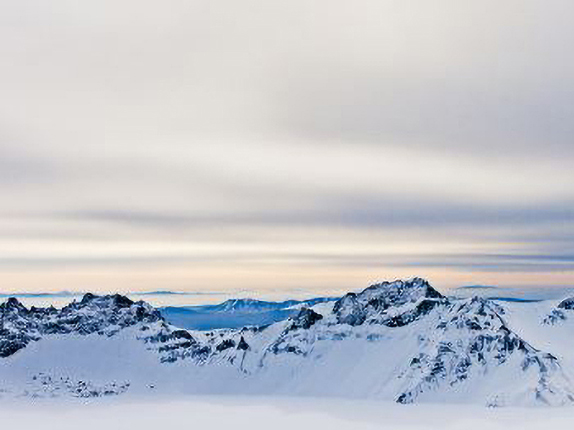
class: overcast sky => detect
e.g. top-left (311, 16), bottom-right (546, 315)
top-left (1, 1), bottom-right (573, 294)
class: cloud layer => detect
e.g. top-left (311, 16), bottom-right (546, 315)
top-left (1, 1), bottom-right (573, 293)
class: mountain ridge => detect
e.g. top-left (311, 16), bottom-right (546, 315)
top-left (1, 278), bottom-right (573, 407)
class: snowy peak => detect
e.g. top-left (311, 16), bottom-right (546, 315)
top-left (0, 293), bottom-right (163, 357)
top-left (160, 296), bottom-right (338, 330)
top-left (195, 297), bottom-right (336, 313)
top-left (333, 277), bottom-right (446, 326)
top-left (358, 277), bottom-right (443, 304)
top-left (58, 293), bottom-right (163, 333)
top-left (2, 297), bottom-right (28, 312)
top-left (397, 297), bottom-right (573, 406)
top-left (213, 298), bottom-right (279, 312)
top-left (543, 296), bottom-right (574, 325)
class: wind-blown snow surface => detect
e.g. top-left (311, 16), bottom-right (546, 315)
top-left (0, 396), bottom-right (573, 430)
top-left (1, 278), bottom-right (574, 409)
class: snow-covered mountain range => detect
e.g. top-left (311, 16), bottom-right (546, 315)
top-left (160, 297), bottom-right (337, 330)
top-left (1, 278), bottom-right (573, 407)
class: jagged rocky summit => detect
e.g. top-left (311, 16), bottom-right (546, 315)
top-left (0, 294), bottom-right (162, 358)
top-left (1, 278), bottom-right (573, 406)
top-left (543, 297), bottom-right (574, 325)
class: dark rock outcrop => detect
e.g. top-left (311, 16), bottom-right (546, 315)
top-left (557, 298), bottom-right (574, 310)
top-left (289, 308), bottom-right (323, 330)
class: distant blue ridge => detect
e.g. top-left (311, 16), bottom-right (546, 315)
top-left (160, 297), bottom-right (338, 330)
top-left (486, 297), bottom-right (543, 303)
top-left (0, 290), bottom-right (225, 299)
top-left (133, 291), bottom-right (227, 296)
top-left (0, 291), bottom-right (77, 298)
top-left (456, 285), bottom-right (498, 290)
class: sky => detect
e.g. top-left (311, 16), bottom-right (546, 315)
top-left (0, 1), bottom-right (573, 295)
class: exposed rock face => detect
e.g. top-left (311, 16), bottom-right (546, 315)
top-left (289, 308), bottom-right (323, 330)
top-left (332, 293), bottom-right (366, 326)
top-left (237, 336), bottom-right (250, 351)
top-left (0, 298), bottom-right (41, 358)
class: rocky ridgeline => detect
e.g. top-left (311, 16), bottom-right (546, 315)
top-left (0, 279), bottom-right (443, 361)
top-left (0, 293), bottom-right (252, 366)
top-left (257, 279), bottom-right (573, 406)
top-left (1, 278), bottom-right (573, 405)
top-left (332, 277), bottom-right (445, 327)
top-left (0, 294), bottom-right (163, 358)
top-left (263, 278), bottom-right (446, 359)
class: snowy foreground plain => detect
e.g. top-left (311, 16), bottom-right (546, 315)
top-left (0, 396), bottom-right (572, 430)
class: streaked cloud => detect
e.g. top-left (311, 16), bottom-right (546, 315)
top-left (0, 1), bottom-right (573, 293)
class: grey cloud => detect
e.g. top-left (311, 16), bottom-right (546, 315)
top-left (269, 2), bottom-right (574, 158)
top-left (0, 141), bottom-right (56, 185)
top-left (56, 196), bottom-right (574, 231)
top-left (1, 1), bottom-right (574, 290)
top-left (277, 75), bottom-right (574, 157)
top-left (3, 249), bottom-right (574, 275)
